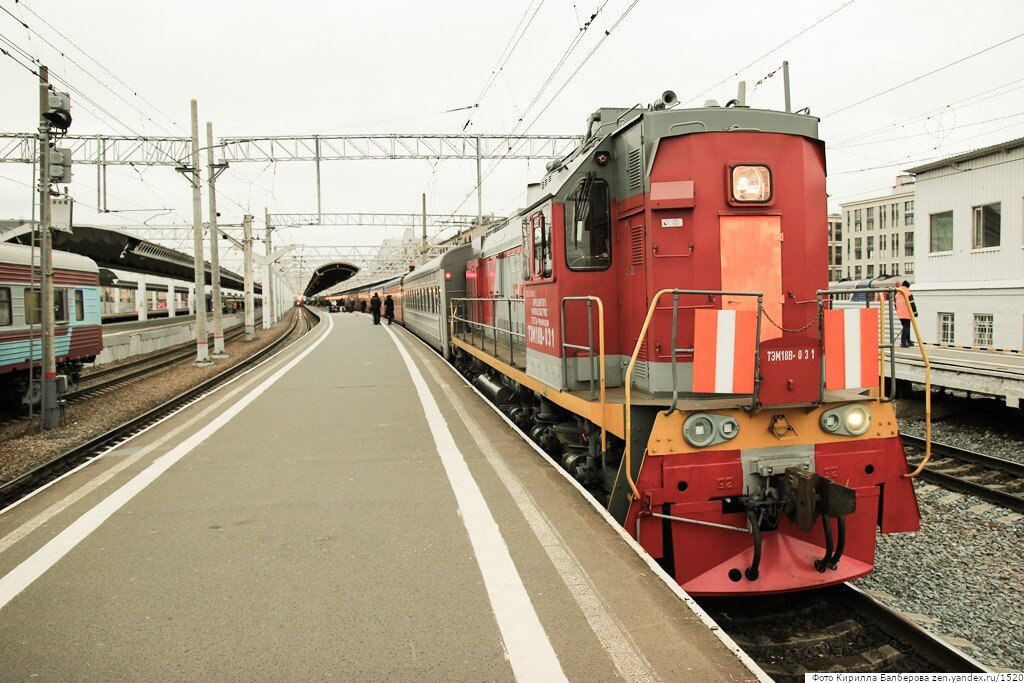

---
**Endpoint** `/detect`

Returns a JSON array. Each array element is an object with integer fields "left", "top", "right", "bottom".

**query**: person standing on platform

[
  {"left": 370, "top": 292, "right": 382, "bottom": 325},
  {"left": 895, "top": 280, "right": 917, "bottom": 347},
  {"left": 384, "top": 294, "right": 395, "bottom": 325}
]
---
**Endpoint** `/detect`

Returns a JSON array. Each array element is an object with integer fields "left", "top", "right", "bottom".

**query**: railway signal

[{"left": 37, "top": 66, "right": 74, "bottom": 430}]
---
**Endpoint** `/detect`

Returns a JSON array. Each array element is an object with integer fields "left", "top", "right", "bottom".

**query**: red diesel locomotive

[{"left": 339, "top": 91, "right": 921, "bottom": 595}]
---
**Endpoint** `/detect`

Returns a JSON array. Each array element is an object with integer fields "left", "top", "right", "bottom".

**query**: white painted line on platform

[
  {"left": 0, "top": 315, "right": 334, "bottom": 612},
  {"left": 407, "top": 342, "right": 658, "bottom": 683},
  {"left": 383, "top": 324, "right": 566, "bottom": 683},
  {"left": 392, "top": 326, "right": 771, "bottom": 683}
]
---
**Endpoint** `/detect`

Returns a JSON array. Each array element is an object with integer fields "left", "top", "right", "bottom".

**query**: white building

[
  {"left": 839, "top": 176, "right": 916, "bottom": 282},
  {"left": 827, "top": 213, "right": 843, "bottom": 282},
  {"left": 908, "top": 137, "right": 1024, "bottom": 350}
]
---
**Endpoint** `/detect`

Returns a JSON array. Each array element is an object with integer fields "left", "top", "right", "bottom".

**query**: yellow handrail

[
  {"left": 899, "top": 288, "right": 932, "bottom": 478},
  {"left": 565, "top": 296, "right": 607, "bottom": 454},
  {"left": 622, "top": 289, "right": 675, "bottom": 501},
  {"left": 878, "top": 292, "right": 887, "bottom": 401}
]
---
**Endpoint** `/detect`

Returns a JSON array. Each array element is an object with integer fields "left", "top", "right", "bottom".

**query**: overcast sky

[{"left": 1, "top": 0, "right": 1022, "bottom": 275}]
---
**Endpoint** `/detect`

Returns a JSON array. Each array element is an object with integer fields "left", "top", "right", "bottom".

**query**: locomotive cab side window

[
  {"left": 75, "top": 289, "right": 85, "bottom": 321},
  {"left": 530, "top": 212, "right": 552, "bottom": 279},
  {"left": 565, "top": 176, "right": 611, "bottom": 271},
  {"left": 0, "top": 287, "right": 10, "bottom": 326}
]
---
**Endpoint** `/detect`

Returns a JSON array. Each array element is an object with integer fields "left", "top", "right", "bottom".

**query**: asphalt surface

[
  {"left": 893, "top": 345, "right": 1024, "bottom": 377},
  {"left": 0, "top": 312, "right": 761, "bottom": 681}
]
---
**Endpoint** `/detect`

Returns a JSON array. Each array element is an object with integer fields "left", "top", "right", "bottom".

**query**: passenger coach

[{"left": 0, "top": 242, "right": 103, "bottom": 405}]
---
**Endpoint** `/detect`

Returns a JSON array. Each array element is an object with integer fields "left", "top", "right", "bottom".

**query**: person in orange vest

[{"left": 895, "top": 280, "right": 918, "bottom": 347}]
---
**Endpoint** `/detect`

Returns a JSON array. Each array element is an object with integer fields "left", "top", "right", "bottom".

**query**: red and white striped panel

[
  {"left": 692, "top": 309, "right": 757, "bottom": 394},
  {"left": 824, "top": 308, "right": 879, "bottom": 390}
]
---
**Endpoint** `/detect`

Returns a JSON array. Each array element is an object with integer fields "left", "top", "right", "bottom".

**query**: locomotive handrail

[
  {"left": 623, "top": 288, "right": 763, "bottom": 506},
  {"left": 560, "top": 296, "right": 607, "bottom": 456},
  {"left": 817, "top": 286, "right": 932, "bottom": 478},
  {"left": 449, "top": 297, "right": 525, "bottom": 365}
]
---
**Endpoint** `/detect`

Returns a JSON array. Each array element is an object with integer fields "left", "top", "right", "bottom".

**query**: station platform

[
  {"left": 893, "top": 344, "right": 1024, "bottom": 407},
  {"left": 0, "top": 312, "right": 763, "bottom": 681}
]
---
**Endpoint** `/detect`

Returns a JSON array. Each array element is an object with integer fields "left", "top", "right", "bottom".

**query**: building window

[
  {"left": 866, "top": 207, "right": 875, "bottom": 230},
  {"left": 866, "top": 265, "right": 875, "bottom": 278},
  {"left": 939, "top": 312, "right": 955, "bottom": 344},
  {"left": 880, "top": 210, "right": 888, "bottom": 229},
  {"left": 880, "top": 234, "right": 887, "bottom": 254},
  {"left": 930, "top": 211, "right": 953, "bottom": 252},
  {"left": 866, "top": 236, "right": 874, "bottom": 258},
  {"left": 973, "top": 314, "right": 994, "bottom": 346},
  {"left": 854, "top": 209, "right": 862, "bottom": 231},
  {"left": 0, "top": 287, "right": 10, "bottom": 326},
  {"left": 892, "top": 263, "right": 899, "bottom": 276},
  {"left": 905, "top": 213, "right": 914, "bottom": 226},
  {"left": 854, "top": 266, "right": 862, "bottom": 279},
  {"left": 971, "top": 202, "right": 1000, "bottom": 249},
  {"left": 854, "top": 237, "right": 862, "bottom": 260},
  {"left": 892, "top": 232, "right": 900, "bottom": 256},
  {"left": 904, "top": 231, "right": 913, "bottom": 256},
  {"left": 835, "top": 224, "right": 842, "bottom": 240},
  {"left": 905, "top": 262, "right": 914, "bottom": 274}
]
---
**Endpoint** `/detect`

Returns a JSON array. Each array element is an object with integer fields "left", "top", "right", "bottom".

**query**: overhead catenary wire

[
  {"left": 830, "top": 77, "right": 1024, "bottom": 146},
  {"left": 0, "top": 1, "right": 183, "bottom": 137},
  {"left": 436, "top": 0, "right": 639, "bottom": 234},
  {"left": 681, "top": 0, "right": 858, "bottom": 107},
  {"left": 16, "top": 0, "right": 185, "bottom": 133},
  {"left": 829, "top": 119, "right": 1024, "bottom": 177},
  {"left": 822, "top": 33, "right": 1024, "bottom": 119}
]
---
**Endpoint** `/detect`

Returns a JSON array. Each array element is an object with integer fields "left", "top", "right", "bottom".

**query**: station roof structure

[
  {"left": 303, "top": 261, "right": 360, "bottom": 297},
  {"left": 0, "top": 221, "right": 258, "bottom": 293}
]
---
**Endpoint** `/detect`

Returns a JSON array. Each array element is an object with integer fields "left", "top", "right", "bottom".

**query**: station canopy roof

[
  {"left": 304, "top": 262, "right": 359, "bottom": 297},
  {"left": 0, "top": 222, "right": 258, "bottom": 293}
]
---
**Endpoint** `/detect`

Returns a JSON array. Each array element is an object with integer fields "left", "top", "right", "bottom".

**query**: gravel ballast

[
  {"left": 0, "top": 312, "right": 300, "bottom": 482},
  {"left": 853, "top": 394, "right": 1024, "bottom": 672}
]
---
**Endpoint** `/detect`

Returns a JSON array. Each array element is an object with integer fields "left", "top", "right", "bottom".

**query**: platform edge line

[
  {"left": 0, "top": 315, "right": 334, "bottom": 611},
  {"left": 391, "top": 324, "right": 772, "bottom": 683},
  {"left": 383, "top": 324, "right": 567, "bottom": 683}
]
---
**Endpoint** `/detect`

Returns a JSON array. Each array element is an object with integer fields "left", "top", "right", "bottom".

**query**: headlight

[
  {"left": 820, "top": 404, "right": 871, "bottom": 436},
  {"left": 683, "top": 413, "right": 740, "bottom": 448},
  {"left": 731, "top": 164, "right": 771, "bottom": 203},
  {"left": 843, "top": 405, "right": 870, "bottom": 436}
]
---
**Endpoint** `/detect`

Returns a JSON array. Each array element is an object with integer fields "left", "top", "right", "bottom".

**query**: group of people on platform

[{"left": 369, "top": 292, "right": 394, "bottom": 326}]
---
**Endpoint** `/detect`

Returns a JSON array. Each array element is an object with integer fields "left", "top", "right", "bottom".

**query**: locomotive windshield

[{"left": 565, "top": 176, "right": 611, "bottom": 271}]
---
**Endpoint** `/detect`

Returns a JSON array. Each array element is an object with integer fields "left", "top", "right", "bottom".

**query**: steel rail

[
  {"left": 698, "top": 583, "right": 989, "bottom": 679},
  {"left": 79, "top": 326, "right": 246, "bottom": 385},
  {"left": 0, "top": 308, "right": 319, "bottom": 507},
  {"left": 902, "top": 433, "right": 1024, "bottom": 513}
]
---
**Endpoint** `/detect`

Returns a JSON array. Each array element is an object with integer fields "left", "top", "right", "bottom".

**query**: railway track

[
  {"left": 698, "top": 584, "right": 987, "bottom": 681},
  {"left": 0, "top": 308, "right": 319, "bottom": 509},
  {"left": 69, "top": 325, "right": 248, "bottom": 401},
  {"left": 902, "top": 434, "right": 1024, "bottom": 513}
]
